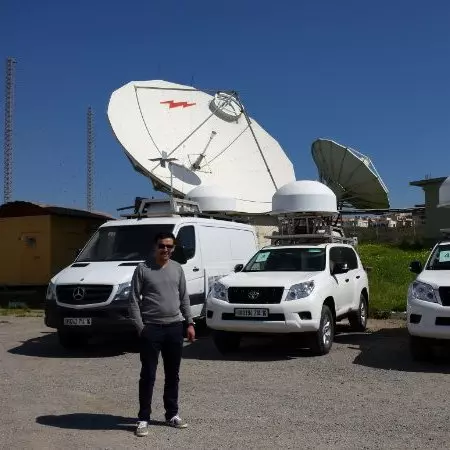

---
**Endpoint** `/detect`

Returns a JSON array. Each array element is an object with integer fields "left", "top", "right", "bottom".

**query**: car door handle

[
  {"left": 356, "top": 275, "right": 361, "bottom": 279},
  {"left": 193, "top": 267, "right": 200, "bottom": 272}
]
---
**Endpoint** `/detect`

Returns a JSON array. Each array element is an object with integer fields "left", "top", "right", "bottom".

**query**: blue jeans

[{"left": 138, "top": 322, "right": 184, "bottom": 422}]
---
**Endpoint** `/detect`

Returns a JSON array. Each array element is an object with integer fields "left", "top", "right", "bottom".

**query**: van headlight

[
  {"left": 113, "top": 282, "right": 131, "bottom": 301},
  {"left": 287, "top": 281, "right": 315, "bottom": 300},
  {"left": 408, "top": 281, "right": 437, "bottom": 303},
  {"left": 211, "top": 282, "right": 228, "bottom": 302},
  {"left": 46, "top": 282, "right": 56, "bottom": 300}
]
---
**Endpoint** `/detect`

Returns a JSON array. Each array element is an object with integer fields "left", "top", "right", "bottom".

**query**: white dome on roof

[
  {"left": 271, "top": 180, "right": 337, "bottom": 215},
  {"left": 187, "top": 185, "right": 237, "bottom": 212}
]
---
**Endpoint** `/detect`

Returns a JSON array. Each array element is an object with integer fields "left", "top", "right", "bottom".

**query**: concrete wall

[{"left": 423, "top": 183, "right": 450, "bottom": 239}]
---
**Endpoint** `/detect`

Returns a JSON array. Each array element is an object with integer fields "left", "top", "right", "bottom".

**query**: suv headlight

[
  {"left": 46, "top": 281, "right": 56, "bottom": 300},
  {"left": 287, "top": 281, "right": 315, "bottom": 300},
  {"left": 408, "top": 281, "right": 437, "bottom": 303},
  {"left": 113, "top": 282, "right": 131, "bottom": 301},
  {"left": 211, "top": 282, "right": 228, "bottom": 302}
]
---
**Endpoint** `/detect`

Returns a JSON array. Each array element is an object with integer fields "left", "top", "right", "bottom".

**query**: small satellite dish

[
  {"left": 271, "top": 180, "right": 338, "bottom": 216},
  {"left": 438, "top": 176, "right": 450, "bottom": 208},
  {"left": 107, "top": 79, "right": 296, "bottom": 214},
  {"left": 311, "top": 139, "right": 390, "bottom": 209},
  {"left": 187, "top": 185, "right": 237, "bottom": 212}
]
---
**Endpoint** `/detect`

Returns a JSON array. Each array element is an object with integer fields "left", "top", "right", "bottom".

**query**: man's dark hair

[{"left": 154, "top": 231, "right": 176, "bottom": 244}]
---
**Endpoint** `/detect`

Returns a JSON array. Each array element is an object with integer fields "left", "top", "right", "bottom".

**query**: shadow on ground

[
  {"left": 8, "top": 332, "right": 139, "bottom": 358},
  {"left": 183, "top": 323, "right": 450, "bottom": 372},
  {"left": 334, "top": 325, "right": 450, "bottom": 374},
  {"left": 36, "top": 413, "right": 166, "bottom": 432}
]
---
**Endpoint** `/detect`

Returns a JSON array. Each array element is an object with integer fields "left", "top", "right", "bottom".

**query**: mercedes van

[{"left": 44, "top": 198, "right": 258, "bottom": 348}]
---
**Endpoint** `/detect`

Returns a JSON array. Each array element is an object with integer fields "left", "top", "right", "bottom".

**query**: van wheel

[
  {"left": 310, "top": 305, "right": 334, "bottom": 356},
  {"left": 213, "top": 331, "right": 241, "bottom": 354},
  {"left": 348, "top": 293, "right": 368, "bottom": 332},
  {"left": 409, "top": 336, "right": 431, "bottom": 361},
  {"left": 57, "top": 329, "right": 87, "bottom": 349}
]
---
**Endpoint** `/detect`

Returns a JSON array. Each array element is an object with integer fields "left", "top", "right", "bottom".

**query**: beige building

[{"left": 410, "top": 177, "right": 450, "bottom": 240}]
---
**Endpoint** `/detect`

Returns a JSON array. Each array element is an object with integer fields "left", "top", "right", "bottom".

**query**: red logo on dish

[{"left": 160, "top": 100, "right": 196, "bottom": 109}]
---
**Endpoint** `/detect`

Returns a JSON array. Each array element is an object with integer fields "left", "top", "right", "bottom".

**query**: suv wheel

[
  {"left": 348, "top": 293, "right": 368, "bottom": 332},
  {"left": 409, "top": 335, "right": 431, "bottom": 361},
  {"left": 310, "top": 305, "right": 334, "bottom": 355},
  {"left": 57, "top": 329, "right": 87, "bottom": 350},
  {"left": 213, "top": 331, "right": 241, "bottom": 354}
]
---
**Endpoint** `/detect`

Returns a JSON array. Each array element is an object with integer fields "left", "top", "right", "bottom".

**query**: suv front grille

[
  {"left": 228, "top": 287, "right": 284, "bottom": 304},
  {"left": 56, "top": 285, "right": 113, "bottom": 305},
  {"left": 439, "top": 287, "right": 450, "bottom": 306}
]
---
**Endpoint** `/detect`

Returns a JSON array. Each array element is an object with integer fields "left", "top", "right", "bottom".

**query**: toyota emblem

[
  {"left": 73, "top": 287, "right": 86, "bottom": 301},
  {"left": 248, "top": 290, "right": 259, "bottom": 300}
]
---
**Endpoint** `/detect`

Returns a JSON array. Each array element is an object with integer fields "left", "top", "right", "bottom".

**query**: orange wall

[
  {"left": 50, "top": 216, "right": 106, "bottom": 278},
  {"left": 0, "top": 216, "right": 51, "bottom": 285}
]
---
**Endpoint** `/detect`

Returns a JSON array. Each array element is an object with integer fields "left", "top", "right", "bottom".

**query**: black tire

[
  {"left": 310, "top": 305, "right": 334, "bottom": 356},
  {"left": 409, "top": 335, "right": 431, "bottom": 362},
  {"left": 348, "top": 293, "right": 368, "bottom": 332},
  {"left": 213, "top": 331, "right": 241, "bottom": 354},
  {"left": 57, "top": 329, "right": 88, "bottom": 350}
]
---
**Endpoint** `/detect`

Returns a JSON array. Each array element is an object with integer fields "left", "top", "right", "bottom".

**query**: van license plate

[
  {"left": 64, "top": 318, "right": 92, "bottom": 326},
  {"left": 234, "top": 308, "right": 268, "bottom": 318}
]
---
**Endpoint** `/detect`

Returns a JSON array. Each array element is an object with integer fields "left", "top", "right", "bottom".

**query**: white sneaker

[
  {"left": 166, "top": 415, "right": 188, "bottom": 428},
  {"left": 136, "top": 420, "right": 149, "bottom": 436}
]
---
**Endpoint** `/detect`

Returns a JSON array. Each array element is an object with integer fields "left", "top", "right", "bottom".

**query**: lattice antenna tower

[
  {"left": 4, "top": 57, "right": 16, "bottom": 204},
  {"left": 87, "top": 106, "right": 94, "bottom": 211}
]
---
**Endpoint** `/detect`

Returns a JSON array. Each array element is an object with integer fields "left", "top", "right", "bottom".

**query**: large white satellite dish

[
  {"left": 311, "top": 138, "right": 390, "bottom": 209},
  {"left": 107, "top": 79, "right": 296, "bottom": 214}
]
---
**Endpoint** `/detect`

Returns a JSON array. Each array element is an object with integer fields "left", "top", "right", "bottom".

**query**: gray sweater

[{"left": 128, "top": 260, "right": 194, "bottom": 334}]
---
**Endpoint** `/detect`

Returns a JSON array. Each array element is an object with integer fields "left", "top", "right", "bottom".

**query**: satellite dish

[
  {"left": 311, "top": 139, "right": 390, "bottom": 209},
  {"left": 271, "top": 180, "right": 337, "bottom": 216},
  {"left": 439, "top": 176, "right": 450, "bottom": 208},
  {"left": 107, "top": 79, "right": 296, "bottom": 214}
]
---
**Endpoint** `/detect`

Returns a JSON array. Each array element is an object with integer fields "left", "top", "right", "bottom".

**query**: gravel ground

[{"left": 0, "top": 317, "right": 450, "bottom": 450}]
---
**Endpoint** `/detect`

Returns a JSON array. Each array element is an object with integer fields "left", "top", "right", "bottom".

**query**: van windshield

[
  {"left": 426, "top": 244, "right": 450, "bottom": 270},
  {"left": 243, "top": 247, "right": 326, "bottom": 272},
  {"left": 76, "top": 225, "right": 175, "bottom": 262}
]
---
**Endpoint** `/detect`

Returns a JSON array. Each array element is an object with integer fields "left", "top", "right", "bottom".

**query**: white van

[{"left": 44, "top": 198, "right": 258, "bottom": 348}]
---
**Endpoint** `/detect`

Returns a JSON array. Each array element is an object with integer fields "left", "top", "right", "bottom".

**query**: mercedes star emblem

[{"left": 73, "top": 287, "right": 86, "bottom": 301}]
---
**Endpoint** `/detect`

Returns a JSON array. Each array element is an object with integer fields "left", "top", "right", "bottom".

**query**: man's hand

[{"left": 186, "top": 324, "right": 195, "bottom": 342}]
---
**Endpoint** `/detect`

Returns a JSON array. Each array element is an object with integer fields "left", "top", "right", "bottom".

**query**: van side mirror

[
  {"left": 409, "top": 260, "right": 422, "bottom": 274},
  {"left": 171, "top": 246, "right": 188, "bottom": 265},
  {"left": 234, "top": 264, "right": 244, "bottom": 272},
  {"left": 332, "top": 262, "right": 349, "bottom": 275}
]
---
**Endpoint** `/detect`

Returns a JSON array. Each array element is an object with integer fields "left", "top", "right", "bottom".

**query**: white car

[
  {"left": 407, "top": 239, "right": 450, "bottom": 360},
  {"left": 206, "top": 242, "right": 369, "bottom": 355}
]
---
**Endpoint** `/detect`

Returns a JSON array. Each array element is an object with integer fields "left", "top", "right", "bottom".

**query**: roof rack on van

[
  {"left": 267, "top": 234, "right": 356, "bottom": 246},
  {"left": 118, "top": 197, "right": 250, "bottom": 223}
]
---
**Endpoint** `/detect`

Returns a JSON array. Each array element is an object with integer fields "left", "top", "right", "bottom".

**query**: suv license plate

[
  {"left": 63, "top": 318, "right": 92, "bottom": 326},
  {"left": 234, "top": 308, "right": 268, "bottom": 318}
]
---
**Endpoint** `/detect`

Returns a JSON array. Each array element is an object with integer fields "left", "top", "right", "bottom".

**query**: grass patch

[
  {"left": 358, "top": 243, "right": 430, "bottom": 316},
  {"left": 0, "top": 308, "right": 44, "bottom": 317}
]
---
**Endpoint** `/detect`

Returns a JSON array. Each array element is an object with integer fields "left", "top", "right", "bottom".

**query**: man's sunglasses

[{"left": 158, "top": 243, "right": 174, "bottom": 250}]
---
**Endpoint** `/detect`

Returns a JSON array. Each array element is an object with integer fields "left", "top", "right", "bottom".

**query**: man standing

[{"left": 128, "top": 231, "right": 195, "bottom": 437}]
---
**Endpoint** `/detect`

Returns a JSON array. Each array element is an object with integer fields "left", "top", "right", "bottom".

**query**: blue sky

[{"left": 1, "top": 0, "right": 450, "bottom": 216}]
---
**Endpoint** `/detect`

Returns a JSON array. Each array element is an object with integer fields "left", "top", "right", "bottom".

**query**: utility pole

[
  {"left": 4, "top": 57, "right": 16, "bottom": 204},
  {"left": 87, "top": 106, "right": 94, "bottom": 211}
]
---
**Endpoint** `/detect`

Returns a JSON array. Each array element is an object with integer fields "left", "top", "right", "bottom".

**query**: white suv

[
  {"left": 407, "top": 239, "right": 450, "bottom": 360},
  {"left": 206, "top": 243, "right": 369, "bottom": 355}
]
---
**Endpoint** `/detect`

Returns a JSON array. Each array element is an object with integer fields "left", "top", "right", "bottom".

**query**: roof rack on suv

[
  {"left": 266, "top": 214, "right": 357, "bottom": 246},
  {"left": 117, "top": 197, "right": 250, "bottom": 223}
]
